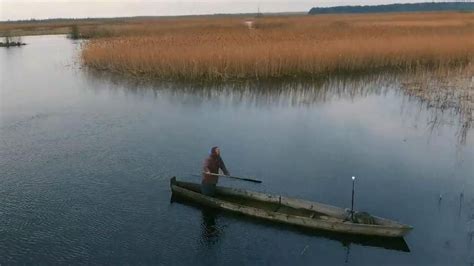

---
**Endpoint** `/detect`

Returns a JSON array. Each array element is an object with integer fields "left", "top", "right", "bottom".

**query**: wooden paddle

[{"left": 200, "top": 172, "right": 262, "bottom": 183}]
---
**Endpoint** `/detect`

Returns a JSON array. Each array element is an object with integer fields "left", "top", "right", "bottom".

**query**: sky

[{"left": 0, "top": 0, "right": 443, "bottom": 21}]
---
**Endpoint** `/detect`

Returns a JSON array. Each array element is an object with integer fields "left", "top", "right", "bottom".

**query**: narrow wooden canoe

[{"left": 170, "top": 177, "right": 413, "bottom": 237}]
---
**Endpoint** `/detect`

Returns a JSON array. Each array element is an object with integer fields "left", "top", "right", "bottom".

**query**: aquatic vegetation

[
  {"left": 68, "top": 25, "right": 80, "bottom": 40},
  {"left": 81, "top": 12, "right": 474, "bottom": 81},
  {"left": 401, "top": 66, "right": 473, "bottom": 145},
  {"left": 0, "top": 32, "right": 26, "bottom": 47}
]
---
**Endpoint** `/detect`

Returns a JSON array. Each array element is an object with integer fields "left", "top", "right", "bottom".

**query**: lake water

[{"left": 1, "top": 35, "right": 473, "bottom": 265}]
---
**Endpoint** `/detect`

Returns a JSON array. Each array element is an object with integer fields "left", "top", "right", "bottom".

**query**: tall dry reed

[{"left": 81, "top": 12, "right": 474, "bottom": 81}]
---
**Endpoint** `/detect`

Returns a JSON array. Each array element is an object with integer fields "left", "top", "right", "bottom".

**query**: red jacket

[{"left": 202, "top": 154, "right": 229, "bottom": 184}]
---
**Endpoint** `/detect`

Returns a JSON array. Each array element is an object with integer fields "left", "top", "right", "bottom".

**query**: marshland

[
  {"left": 79, "top": 12, "right": 474, "bottom": 81},
  {"left": 1, "top": 8, "right": 474, "bottom": 266}
]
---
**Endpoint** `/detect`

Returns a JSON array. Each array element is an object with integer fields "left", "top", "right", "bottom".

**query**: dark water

[{"left": 1, "top": 35, "right": 473, "bottom": 265}]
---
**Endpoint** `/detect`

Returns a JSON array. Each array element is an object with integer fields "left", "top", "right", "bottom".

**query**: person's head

[{"left": 210, "top": 146, "right": 220, "bottom": 156}]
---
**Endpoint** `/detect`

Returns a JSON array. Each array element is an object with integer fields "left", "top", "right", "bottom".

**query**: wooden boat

[{"left": 170, "top": 177, "right": 413, "bottom": 237}]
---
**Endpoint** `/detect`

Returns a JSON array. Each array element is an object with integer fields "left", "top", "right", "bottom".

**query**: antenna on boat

[{"left": 351, "top": 176, "right": 356, "bottom": 221}]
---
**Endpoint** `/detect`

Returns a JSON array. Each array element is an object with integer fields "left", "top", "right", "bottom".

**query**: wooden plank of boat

[{"left": 170, "top": 177, "right": 413, "bottom": 238}]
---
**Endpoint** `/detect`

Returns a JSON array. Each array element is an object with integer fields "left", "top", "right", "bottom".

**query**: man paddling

[{"left": 202, "top": 146, "right": 229, "bottom": 196}]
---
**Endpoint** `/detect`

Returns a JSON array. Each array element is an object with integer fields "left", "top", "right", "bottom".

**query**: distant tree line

[{"left": 309, "top": 2, "right": 474, "bottom": 15}]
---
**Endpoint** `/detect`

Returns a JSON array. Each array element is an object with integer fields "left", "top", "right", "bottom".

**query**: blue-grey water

[{"left": 1, "top": 35, "right": 473, "bottom": 265}]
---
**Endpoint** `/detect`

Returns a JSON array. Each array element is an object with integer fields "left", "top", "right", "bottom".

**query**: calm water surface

[{"left": 1, "top": 35, "right": 473, "bottom": 265}]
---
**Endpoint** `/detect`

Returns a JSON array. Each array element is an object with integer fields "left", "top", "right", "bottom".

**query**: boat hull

[{"left": 170, "top": 177, "right": 412, "bottom": 237}]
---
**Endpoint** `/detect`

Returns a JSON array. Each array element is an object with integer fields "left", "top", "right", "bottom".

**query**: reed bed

[
  {"left": 401, "top": 65, "right": 473, "bottom": 145},
  {"left": 81, "top": 12, "right": 474, "bottom": 81}
]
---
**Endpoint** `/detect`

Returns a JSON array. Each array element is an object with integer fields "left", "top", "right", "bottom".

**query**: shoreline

[{"left": 81, "top": 63, "right": 472, "bottom": 84}]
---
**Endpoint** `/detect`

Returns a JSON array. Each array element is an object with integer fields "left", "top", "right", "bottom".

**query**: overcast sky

[{"left": 0, "top": 0, "right": 438, "bottom": 21}]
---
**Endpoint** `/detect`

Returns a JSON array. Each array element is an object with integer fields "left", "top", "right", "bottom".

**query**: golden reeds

[{"left": 81, "top": 12, "right": 474, "bottom": 81}]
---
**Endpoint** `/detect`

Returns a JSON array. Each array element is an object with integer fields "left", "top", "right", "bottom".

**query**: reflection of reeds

[
  {"left": 82, "top": 12, "right": 474, "bottom": 81},
  {"left": 83, "top": 66, "right": 394, "bottom": 106},
  {"left": 84, "top": 65, "right": 473, "bottom": 145},
  {"left": 401, "top": 66, "right": 473, "bottom": 145}
]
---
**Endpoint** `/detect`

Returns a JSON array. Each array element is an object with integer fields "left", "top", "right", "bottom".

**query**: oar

[{"left": 200, "top": 172, "right": 262, "bottom": 183}]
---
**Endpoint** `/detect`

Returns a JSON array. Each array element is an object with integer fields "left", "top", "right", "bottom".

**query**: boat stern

[{"left": 170, "top": 176, "right": 177, "bottom": 188}]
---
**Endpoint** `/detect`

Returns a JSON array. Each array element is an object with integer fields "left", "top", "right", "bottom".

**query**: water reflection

[
  {"left": 344, "top": 244, "right": 351, "bottom": 264},
  {"left": 170, "top": 194, "right": 222, "bottom": 246},
  {"left": 83, "top": 69, "right": 393, "bottom": 107},
  {"left": 84, "top": 68, "right": 472, "bottom": 146},
  {"left": 200, "top": 208, "right": 220, "bottom": 246},
  {"left": 401, "top": 68, "right": 473, "bottom": 145}
]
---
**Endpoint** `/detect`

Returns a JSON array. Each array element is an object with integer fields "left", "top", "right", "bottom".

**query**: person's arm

[
  {"left": 218, "top": 156, "right": 229, "bottom": 176},
  {"left": 203, "top": 158, "right": 211, "bottom": 174}
]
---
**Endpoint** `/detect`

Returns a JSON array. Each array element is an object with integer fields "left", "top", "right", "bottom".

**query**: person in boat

[{"left": 202, "top": 146, "right": 229, "bottom": 197}]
